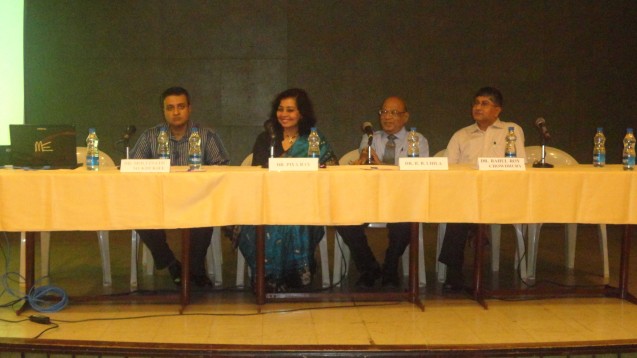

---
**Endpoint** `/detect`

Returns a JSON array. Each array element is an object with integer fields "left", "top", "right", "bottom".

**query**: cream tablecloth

[{"left": 1, "top": 164, "right": 635, "bottom": 232}]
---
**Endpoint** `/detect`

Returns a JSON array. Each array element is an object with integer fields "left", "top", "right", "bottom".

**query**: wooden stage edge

[{"left": 1, "top": 337, "right": 637, "bottom": 357}]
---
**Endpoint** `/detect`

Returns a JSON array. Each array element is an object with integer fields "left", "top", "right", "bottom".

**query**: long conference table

[{"left": 1, "top": 164, "right": 636, "bottom": 312}]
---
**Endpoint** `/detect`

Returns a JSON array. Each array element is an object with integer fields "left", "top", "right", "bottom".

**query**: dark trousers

[
  {"left": 335, "top": 223, "right": 412, "bottom": 276},
  {"left": 136, "top": 227, "right": 214, "bottom": 276},
  {"left": 437, "top": 223, "right": 478, "bottom": 268}
]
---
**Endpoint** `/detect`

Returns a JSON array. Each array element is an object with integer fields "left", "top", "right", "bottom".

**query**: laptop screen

[{"left": 9, "top": 124, "right": 79, "bottom": 169}]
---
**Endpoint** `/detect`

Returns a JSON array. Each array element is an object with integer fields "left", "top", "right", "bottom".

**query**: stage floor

[{"left": 1, "top": 224, "right": 636, "bottom": 356}]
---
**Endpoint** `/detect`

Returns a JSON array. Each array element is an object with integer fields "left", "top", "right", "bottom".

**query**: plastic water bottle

[
  {"left": 504, "top": 127, "right": 517, "bottom": 158},
  {"left": 308, "top": 127, "right": 320, "bottom": 158},
  {"left": 593, "top": 127, "right": 606, "bottom": 167},
  {"left": 623, "top": 128, "right": 636, "bottom": 171},
  {"left": 86, "top": 128, "right": 99, "bottom": 171},
  {"left": 407, "top": 127, "right": 419, "bottom": 157},
  {"left": 157, "top": 128, "right": 170, "bottom": 159},
  {"left": 188, "top": 127, "right": 202, "bottom": 170}
]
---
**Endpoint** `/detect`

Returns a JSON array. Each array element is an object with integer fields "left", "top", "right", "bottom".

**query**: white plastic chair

[
  {"left": 331, "top": 149, "right": 427, "bottom": 287},
  {"left": 525, "top": 146, "right": 609, "bottom": 281},
  {"left": 130, "top": 229, "right": 222, "bottom": 288},
  {"left": 235, "top": 153, "right": 331, "bottom": 288},
  {"left": 433, "top": 149, "right": 528, "bottom": 283},
  {"left": 19, "top": 148, "right": 116, "bottom": 286}
]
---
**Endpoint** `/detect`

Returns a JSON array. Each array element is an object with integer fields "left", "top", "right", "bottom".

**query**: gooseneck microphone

[
  {"left": 361, "top": 122, "right": 374, "bottom": 163},
  {"left": 361, "top": 122, "right": 374, "bottom": 137},
  {"left": 533, "top": 117, "right": 554, "bottom": 168},
  {"left": 264, "top": 121, "right": 276, "bottom": 158},
  {"left": 535, "top": 117, "right": 551, "bottom": 141}
]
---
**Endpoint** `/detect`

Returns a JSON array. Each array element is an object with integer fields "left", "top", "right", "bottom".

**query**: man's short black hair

[
  {"left": 474, "top": 87, "right": 503, "bottom": 107},
  {"left": 160, "top": 87, "right": 190, "bottom": 108}
]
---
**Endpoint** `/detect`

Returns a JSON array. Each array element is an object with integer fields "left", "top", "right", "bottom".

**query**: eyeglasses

[
  {"left": 164, "top": 103, "right": 188, "bottom": 111},
  {"left": 378, "top": 109, "right": 406, "bottom": 117}
]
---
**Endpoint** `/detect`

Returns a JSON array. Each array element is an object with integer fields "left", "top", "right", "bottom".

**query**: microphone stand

[
  {"left": 533, "top": 136, "right": 553, "bottom": 168},
  {"left": 269, "top": 135, "right": 275, "bottom": 158},
  {"left": 366, "top": 135, "right": 373, "bottom": 164}
]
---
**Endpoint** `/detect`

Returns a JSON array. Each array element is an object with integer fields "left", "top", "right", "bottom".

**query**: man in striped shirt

[{"left": 131, "top": 86, "right": 230, "bottom": 287}]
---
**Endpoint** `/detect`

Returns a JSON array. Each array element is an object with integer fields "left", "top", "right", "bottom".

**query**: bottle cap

[
  {"left": 597, "top": 127, "right": 603, "bottom": 132},
  {"left": 410, "top": 127, "right": 416, "bottom": 131},
  {"left": 89, "top": 128, "right": 96, "bottom": 133},
  {"left": 628, "top": 128, "right": 634, "bottom": 134},
  {"left": 192, "top": 127, "right": 199, "bottom": 132},
  {"left": 508, "top": 127, "right": 514, "bottom": 131},
  {"left": 311, "top": 127, "right": 317, "bottom": 131}
]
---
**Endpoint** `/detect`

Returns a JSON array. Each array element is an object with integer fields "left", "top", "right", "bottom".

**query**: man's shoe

[
  {"left": 168, "top": 260, "right": 182, "bottom": 286},
  {"left": 381, "top": 273, "right": 400, "bottom": 288},
  {"left": 355, "top": 268, "right": 382, "bottom": 289},
  {"left": 191, "top": 274, "right": 213, "bottom": 288}
]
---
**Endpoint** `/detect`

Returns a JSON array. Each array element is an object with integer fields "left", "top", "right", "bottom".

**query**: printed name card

[
  {"left": 268, "top": 157, "right": 319, "bottom": 171},
  {"left": 120, "top": 159, "right": 171, "bottom": 173},
  {"left": 477, "top": 157, "right": 525, "bottom": 171},
  {"left": 399, "top": 157, "right": 448, "bottom": 170}
]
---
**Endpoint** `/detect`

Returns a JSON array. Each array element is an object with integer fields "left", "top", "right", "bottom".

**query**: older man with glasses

[{"left": 336, "top": 96, "right": 429, "bottom": 289}]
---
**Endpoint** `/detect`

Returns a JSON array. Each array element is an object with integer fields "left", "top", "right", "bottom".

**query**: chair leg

[
  {"left": 236, "top": 249, "right": 246, "bottom": 289},
  {"left": 332, "top": 231, "right": 350, "bottom": 286},
  {"left": 19, "top": 232, "right": 26, "bottom": 286},
  {"left": 39, "top": 232, "right": 51, "bottom": 280},
  {"left": 489, "top": 224, "right": 501, "bottom": 272},
  {"left": 319, "top": 231, "right": 330, "bottom": 288},
  {"left": 512, "top": 224, "right": 527, "bottom": 280},
  {"left": 208, "top": 228, "right": 223, "bottom": 287},
  {"left": 436, "top": 223, "right": 446, "bottom": 283},
  {"left": 598, "top": 224, "right": 610, "bottom": 281},
  {"left": 565, "top": 223, "right": 577, "bottom": 269},
  {"left": 526, "top": 223, "right": 542, "bottom": 280},
  {"left": 142, "top": 243, "right": 154, "bottom": 275},
  {"left": 130, "top": 230, "right": 139, "bottom": 288},
  {"left": 97, "top": 231, "right": 112, "bottom": 286}
]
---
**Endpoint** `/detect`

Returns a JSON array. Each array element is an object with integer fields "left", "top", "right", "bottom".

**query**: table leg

[
  {"left": 16, "top": 232, "right": 36, "bottom": 315},
  {"left": 180, "top": 229, "right": 191, "bottom": 313},
  {"left": 409, "top": 222, "right": 424, "bottom": 311},
  {"left": 472, "top": 225, "right": 488, "bottom": 309},
  {"left": 616, "top": 225, "right": 637, "bottom": 304},
  {"left": 256, "top": 225, "right": 265, "bottom": 308}
]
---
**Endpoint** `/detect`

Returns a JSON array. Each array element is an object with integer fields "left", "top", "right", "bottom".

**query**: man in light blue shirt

[{"left": 337, "top": 96, "right": 429, "bottom": 289}]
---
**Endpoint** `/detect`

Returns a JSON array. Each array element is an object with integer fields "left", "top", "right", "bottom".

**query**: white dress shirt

[
  {"left": 446, "top": 119, "right": 525, "bottom": 165},
  {"left": 357, "top": 126, "right": 430, "bottom": 161}
]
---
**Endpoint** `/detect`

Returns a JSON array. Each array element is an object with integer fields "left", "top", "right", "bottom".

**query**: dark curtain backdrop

[{"left": 24, "top": 1, "right": 637, "bottom": 165}]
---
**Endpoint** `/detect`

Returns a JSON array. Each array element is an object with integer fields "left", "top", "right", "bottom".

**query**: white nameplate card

[
  {"left": 268, "top": 157, "right": 319, "bottom": 171},
  {"left": 399, "top": 157, "right": 448, "bottom": 170},
  {"left": 477, "top": 157, "right": 525, "bottom": 171},
  {"left": 120, "top": 159, "right": 171, "bottom": 173}
]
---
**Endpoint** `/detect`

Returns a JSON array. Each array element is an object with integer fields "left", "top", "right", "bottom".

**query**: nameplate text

[
  {"left": 399, "top": 157, "right": 449, "bottom": 170},
  {"left": 120, "top": 159, "right": 171, "bottom": 173},
  {"left": 478, "top": 157, "right": 525, "bottom": 171},
  {"left": 269, "top": 158, "right": 319, "bottom": 171}
]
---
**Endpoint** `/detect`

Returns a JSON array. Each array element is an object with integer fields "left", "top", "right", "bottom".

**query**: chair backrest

[
  {"left": 241, "top": 153, "right": 254, "bottom": 166},
  {"left": 525, "top": 146, "right": 578, "bottom": 166},
  {"left": 339, "top": 149, "right": 359, "bottom": 165},
  {"left": 434, "top": 149, "right": 447, "bottom": 157},
  {"left": 76, "top": 146, "right": 116, "bottom": 167}
]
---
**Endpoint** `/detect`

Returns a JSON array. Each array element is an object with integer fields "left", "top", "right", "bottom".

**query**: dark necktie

[{"left": 382, "top": 134, "right": 396, "bottom": 164}]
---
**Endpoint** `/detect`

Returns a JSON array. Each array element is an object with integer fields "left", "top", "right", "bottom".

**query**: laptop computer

[{"left": 9, "top": 124, "right": 80, "bottom": 169}]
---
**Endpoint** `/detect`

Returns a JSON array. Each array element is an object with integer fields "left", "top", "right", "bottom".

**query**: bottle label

[
  {"left": 624, "top": 155, "right": 636, "bottom": 168},
  {"left": 593, "top": 153, "right": 605, "bottom": 166},
  {"left": 159, "top": 153, "right": 170, "bottom": 159},
  {"left": 86, "top": 155, "right": 99, "bottom": 169},
  {"left": 505, "top": 152, "right": 516, "bottom": 158},
  {"left": 189, "top": 153, "right": 202, "bottom": 165}
]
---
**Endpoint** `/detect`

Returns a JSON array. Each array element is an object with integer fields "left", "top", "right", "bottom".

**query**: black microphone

[
  {"left": 535, "top": 117, "right": 551, "bottom": 141},
  {"left": 362, "top": 122, "right": 374, "bottom": 137},
  {"left": 264, "top": 121, "right": 275, "bottom": 140},
  {"left": 116, "top": 125, "right": 137, "bottom": 144}
]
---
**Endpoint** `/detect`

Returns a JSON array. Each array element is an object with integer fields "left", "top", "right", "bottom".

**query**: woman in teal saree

[{"left": 236, "top": 88, "right": 338, "bottom": 292}]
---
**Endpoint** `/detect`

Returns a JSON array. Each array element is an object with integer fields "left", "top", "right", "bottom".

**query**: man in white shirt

[
  {"left": 336, "top": 96, "right": 429, "bottom": 289},
  {"left": 439, "top": 87, "right": 525, "bottom": 291}
]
